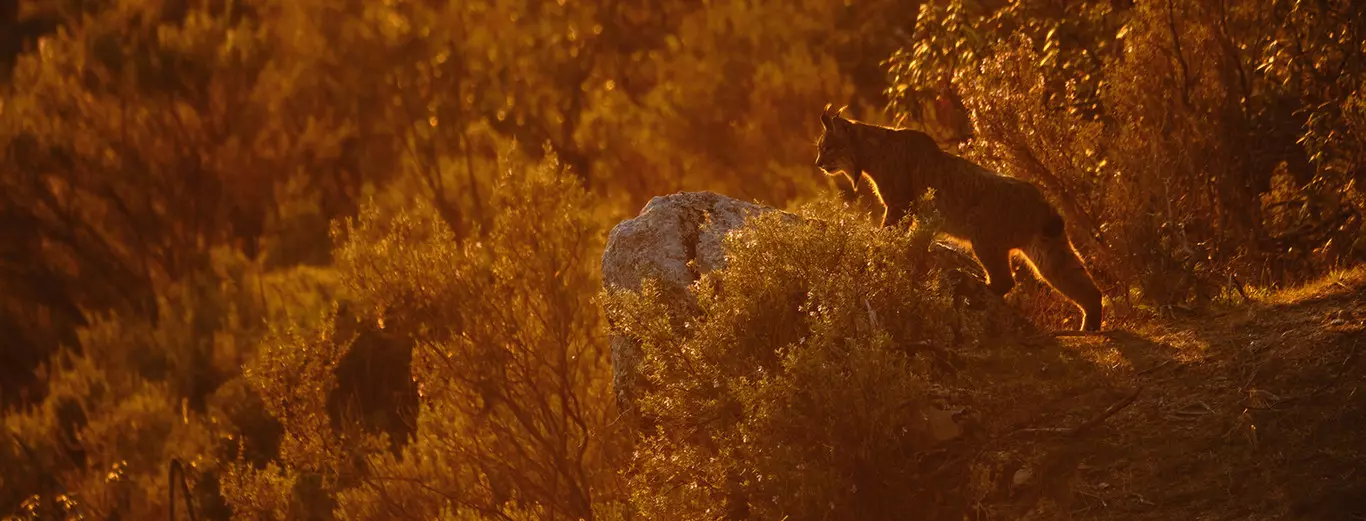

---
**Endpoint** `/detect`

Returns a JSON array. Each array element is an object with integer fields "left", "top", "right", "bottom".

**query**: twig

[
  {"left": 169, "top": 458, "right": 198, "bottom": 521},
  {"left": 1230, "top": 273, "right": 1251, "bottom": 303},
  {"left": 1240, "top": 356, "right": 1271, "bottom": 391},
  {"left": 1137, "top": 360, "right": 1174, "bottom": 376},
  {"left": 1169, "top": 401, "right": 1215, "bottom": 417},
  {"left": 1075, "top": 488, "right": 1108, "bottom": 507},
  {"left": 1068, "top": 387, "right": 1143, "bottom": 437},
  {"left": 1011, "top": 387, "right": 1143, "bottom": 438}
]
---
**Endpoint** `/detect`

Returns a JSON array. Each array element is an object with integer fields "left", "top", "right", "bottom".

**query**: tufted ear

[{"left": 821, "top": 103, "right": 835, "bottom": 129}]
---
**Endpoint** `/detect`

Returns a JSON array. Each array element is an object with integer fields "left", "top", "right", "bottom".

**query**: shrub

[
  {"left": 0, "top": 238, "right": 338, "bottom": 519},
  {"left": 2, "top": 349, "right": 221, "bottom": 520},
  {"left": 607, "top": 200, "right": 978, "bottom": 519},
  {"left": 222, "top": 151, "right": 625, "bottom": 520},
  {"left": 887, "top": 0, "right": 1366, "bottom": 312}
]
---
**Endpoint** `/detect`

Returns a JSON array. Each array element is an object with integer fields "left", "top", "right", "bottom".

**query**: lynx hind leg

[
  {"left": 971, "top": 242, "right": 1016, "bottom": 297},
  {"left": 1021, "top": 231, "right": 1104, "bottom": 332}
]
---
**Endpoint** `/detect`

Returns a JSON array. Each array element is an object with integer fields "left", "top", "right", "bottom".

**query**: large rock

[
  {"left": 601, "top": 192, "right": 783, "bottom": 299},
  {"left": 601, "top": 192, "right": 796, "bottom": 416}
]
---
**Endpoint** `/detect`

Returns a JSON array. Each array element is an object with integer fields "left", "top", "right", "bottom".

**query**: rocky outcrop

[
  {"left": 601, "top": 192, "right": 784, "bottom": 298},
  {"left": 601, "top": 192, "right": 797, "bottom": 416}
]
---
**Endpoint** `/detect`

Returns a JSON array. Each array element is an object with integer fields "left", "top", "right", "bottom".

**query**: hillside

[
  {"left": 976, "top": 268, "right": 1366, "bottom": 520},
  {"left": 3, "top": 0, "right": 1364, "bottom": 519}
]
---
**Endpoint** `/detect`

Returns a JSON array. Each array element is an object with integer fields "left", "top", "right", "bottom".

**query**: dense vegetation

[{"left": 1, "top": 0, "right": 1362, "bottom": 519}]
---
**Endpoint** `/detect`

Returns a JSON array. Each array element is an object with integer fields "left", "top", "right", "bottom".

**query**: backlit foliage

[
  {"left": 605, "top": 202, "right": 969, "bottom": 519},
  {"left": 1, "top": 0, "right": 1363, "bottom": 518},
  {"left": 221, "top": 151, "right": 623, "bottom": 520},
  {"left": 887, "top": 0, "right": 1366, "bottom": 310},
  {"left": 1, "top": 0, "right": 903, "bottom": 514}
]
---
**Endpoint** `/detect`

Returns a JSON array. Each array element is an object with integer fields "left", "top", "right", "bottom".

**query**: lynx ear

[
  {"left": 821, "top": 103, "right": 835, "bottom": 128},
  {"left": 836, "top": 105, "right": 848, "bottom": 118}
]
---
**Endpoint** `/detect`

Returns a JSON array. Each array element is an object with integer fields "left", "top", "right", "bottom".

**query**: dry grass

[{"left": 1260, "top": 265, "right": 1366, "bottom": 306}]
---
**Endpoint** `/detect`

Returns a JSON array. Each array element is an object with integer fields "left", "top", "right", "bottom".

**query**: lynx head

[{"left": 815, "top": 103, "right": 859, "bottom": 188}]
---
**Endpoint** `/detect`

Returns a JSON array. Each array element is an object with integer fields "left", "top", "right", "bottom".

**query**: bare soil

[{"left": 940, "top": 267, "right": 1366, "bottom": 520}]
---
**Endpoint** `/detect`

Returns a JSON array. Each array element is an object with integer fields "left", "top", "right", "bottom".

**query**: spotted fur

[{"left": 815, "top": 104, "right": 1103, "bottom": 331}]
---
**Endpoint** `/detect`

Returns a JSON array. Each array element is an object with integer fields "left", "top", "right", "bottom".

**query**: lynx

[{"left": 814, "top": 104, "right": 1104, "bottom": 331}]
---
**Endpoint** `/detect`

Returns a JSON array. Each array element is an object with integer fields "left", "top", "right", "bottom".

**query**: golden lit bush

[
  {"left": 221, "top": 151, "right": 624, "bottom": 520},
  {"left": 3, "top": 0, "right": 1364, "bottom": 518},
  {"left": 607, "top": 202, "right": 975, "bottom": 519},
  {"left": 1, "top": 349, "right": 223, "bottom": 520},
  {"left": 0, "top": 250, "right": 340, "bottom": 519},
  {"left": 887, "top": 0, "right": 1366, "bottom": 314}
]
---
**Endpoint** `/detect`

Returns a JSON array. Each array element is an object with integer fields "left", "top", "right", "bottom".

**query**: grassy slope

[{"left": 973, "top": 267, "right": 1366, "bottom": 520}]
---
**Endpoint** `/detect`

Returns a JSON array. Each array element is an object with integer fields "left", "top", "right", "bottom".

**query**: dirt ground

[{"left": 938, "top": 267, "right": 1366, "bottom": 520}]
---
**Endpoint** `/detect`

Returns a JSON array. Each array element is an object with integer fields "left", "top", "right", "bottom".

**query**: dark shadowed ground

[{"left": 961, "top": 267, "right": 1366, "bottom": 520}]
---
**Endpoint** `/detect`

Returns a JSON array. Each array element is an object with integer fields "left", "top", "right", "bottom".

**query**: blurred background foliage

[{"left": 0, "top": 0, "right": 1363, "bottom": 518}]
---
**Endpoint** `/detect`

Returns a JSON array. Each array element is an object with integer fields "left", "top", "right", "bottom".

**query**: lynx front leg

[
  {"left": 1023, "top": 234, "right": 1104, "bottom": 332},
  {"left": 971, "top": 242, "right": 1016, "bottom": 297}
]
